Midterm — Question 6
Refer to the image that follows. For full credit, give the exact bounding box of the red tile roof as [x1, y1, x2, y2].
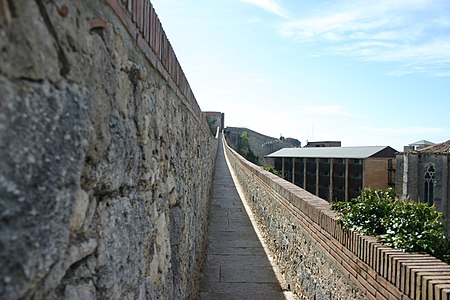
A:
[418, 140, 450, 154]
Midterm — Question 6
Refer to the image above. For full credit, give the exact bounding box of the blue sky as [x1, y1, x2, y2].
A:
[151, 0, 450, 150]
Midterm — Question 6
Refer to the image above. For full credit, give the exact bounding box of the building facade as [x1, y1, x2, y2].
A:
[268, 146, 397, 202]
[402, 139, 435, 153]
[304, 141, 342, 148]
[396, 140, 450, 233]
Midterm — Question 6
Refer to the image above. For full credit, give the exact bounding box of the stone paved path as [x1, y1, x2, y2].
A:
[199, 137, 296, 300]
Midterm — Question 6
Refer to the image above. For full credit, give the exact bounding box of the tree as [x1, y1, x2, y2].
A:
[237, 131, 250, 156]
[237, 131, 259, 165]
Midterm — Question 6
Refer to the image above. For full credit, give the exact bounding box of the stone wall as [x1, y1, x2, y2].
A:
[396, 153, 420, 201]
[225, 142, 366, 299]
[396, 152, 450, 236]
[224, 127, 300, 166]
[0, 0, 217, 299]
[203, 111, 224, 135]
[224, 138, 450, 300]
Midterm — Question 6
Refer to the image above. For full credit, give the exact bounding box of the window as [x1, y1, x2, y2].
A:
[424, 165, 435, 205]
[388, 159, 394, 185]
[388, 159, 393, 170]
[274, 158, 282, 171]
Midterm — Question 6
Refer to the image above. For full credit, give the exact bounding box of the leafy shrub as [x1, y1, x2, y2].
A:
[331, 188, 450, 263]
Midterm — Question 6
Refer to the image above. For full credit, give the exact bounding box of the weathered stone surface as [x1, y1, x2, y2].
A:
[225, 144, 366, 300]
[64, 281, 96, 300]
[199, 138, 295, 299]
[0, 0, 217, 299]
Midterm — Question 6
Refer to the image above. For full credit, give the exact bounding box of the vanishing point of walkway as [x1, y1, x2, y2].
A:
[199, 138, 296, 300]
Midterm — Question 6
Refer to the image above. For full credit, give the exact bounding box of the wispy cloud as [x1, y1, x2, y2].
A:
[280, 0, 450, 76]
[239, 0, 288, 18]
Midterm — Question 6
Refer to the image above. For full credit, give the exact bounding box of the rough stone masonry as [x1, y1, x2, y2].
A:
[0, 0, 217, 299]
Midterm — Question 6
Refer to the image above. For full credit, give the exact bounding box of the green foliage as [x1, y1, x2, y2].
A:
[237, 132, 250, 155]
[237, 131, 259, 164]
[331, 188, 450, 263]
[262, 165, 282, 177]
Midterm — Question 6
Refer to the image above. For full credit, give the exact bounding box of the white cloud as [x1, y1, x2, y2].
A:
[280, 0, 450, 76]
[239, 0, 287, 18]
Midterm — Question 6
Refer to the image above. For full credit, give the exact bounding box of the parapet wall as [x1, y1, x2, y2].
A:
[0, 0, 217, 299]
[224, 138, 450, 300]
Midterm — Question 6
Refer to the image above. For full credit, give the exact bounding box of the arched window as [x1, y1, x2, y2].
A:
[424, 165, 435, 205]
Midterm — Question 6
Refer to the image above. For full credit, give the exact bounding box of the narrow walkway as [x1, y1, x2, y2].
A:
[199, 137, 295, 300]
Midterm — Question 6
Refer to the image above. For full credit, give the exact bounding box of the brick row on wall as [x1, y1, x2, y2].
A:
[105, 0, 205, 128]
[224, 138, 450, 300]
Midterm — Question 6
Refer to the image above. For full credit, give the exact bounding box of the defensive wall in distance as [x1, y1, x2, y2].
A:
[0, 0, 217, 299]
[224, 136, 450, 300]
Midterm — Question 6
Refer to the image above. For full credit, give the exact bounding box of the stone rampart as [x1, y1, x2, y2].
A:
[224, 137, 450, 300]
[0, 0, 217, 299]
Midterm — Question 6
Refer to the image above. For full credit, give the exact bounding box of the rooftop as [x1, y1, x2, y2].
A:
[267, 146, 396, 159]
[409, 140, 435, 147]
[418, 140, 450, 154]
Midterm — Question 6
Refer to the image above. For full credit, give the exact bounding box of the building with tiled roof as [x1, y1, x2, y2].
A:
[396, 140, 450, 235]
[417, 140, 450, 154]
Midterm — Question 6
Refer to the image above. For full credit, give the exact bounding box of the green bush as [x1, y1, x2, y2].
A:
[331, 188, 450, 263]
